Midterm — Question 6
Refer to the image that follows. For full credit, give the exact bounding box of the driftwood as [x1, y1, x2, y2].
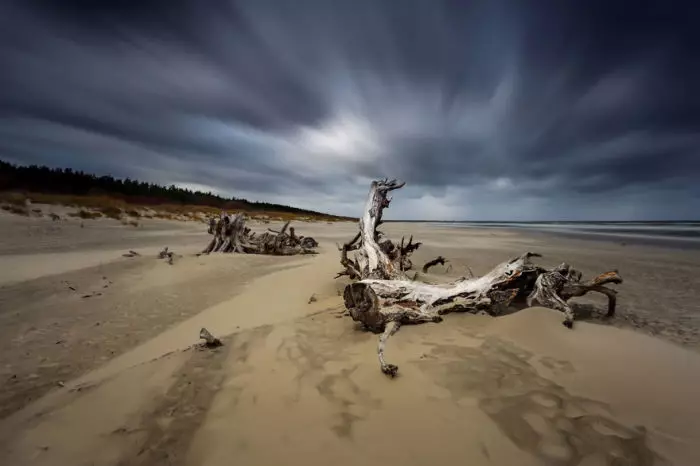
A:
[336, 179, 422, 280]
[158, 247, 175, 265]
[199, 327, 223, 348]
[202, 213, 318, 256]
[339, 179, 623, 377]
[422, 256, 448, 273]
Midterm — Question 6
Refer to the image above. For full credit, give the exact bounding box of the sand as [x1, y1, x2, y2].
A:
[1, 209, 700, 465]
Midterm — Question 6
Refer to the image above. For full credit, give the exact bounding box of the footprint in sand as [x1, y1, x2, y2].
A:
[530, 392, 560, 409]
[538, 434, 574, 462]
[539, 355, 576, 374]
[523, 411, 553, 435]
[590, 418, 640, 440]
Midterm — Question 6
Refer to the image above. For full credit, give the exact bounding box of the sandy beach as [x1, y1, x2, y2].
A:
[1, 210, 700, 466]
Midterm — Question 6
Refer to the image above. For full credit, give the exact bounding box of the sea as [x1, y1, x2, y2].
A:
[428, 221, 700, 249]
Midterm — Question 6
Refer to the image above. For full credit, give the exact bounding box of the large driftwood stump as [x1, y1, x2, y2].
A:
[339, 179, 623, 377]
[202, 213, 319, 256]
[336, 179, 422, 280]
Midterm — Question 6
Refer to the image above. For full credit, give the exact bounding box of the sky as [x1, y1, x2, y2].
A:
[1, 0, 699, 220]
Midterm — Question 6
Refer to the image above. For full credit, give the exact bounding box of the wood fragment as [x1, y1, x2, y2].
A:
[422, 256, 448, 273]
[199, 327, 223, 348]
[158, 246, 176, 264]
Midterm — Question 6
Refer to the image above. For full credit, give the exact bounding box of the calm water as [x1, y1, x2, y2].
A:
[430, 221, 700, 248]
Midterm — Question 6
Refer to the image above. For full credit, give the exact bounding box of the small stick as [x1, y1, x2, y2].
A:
[422, 256, 448, 273]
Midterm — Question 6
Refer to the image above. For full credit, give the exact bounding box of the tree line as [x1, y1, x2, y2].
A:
[0, 160, 350, 219]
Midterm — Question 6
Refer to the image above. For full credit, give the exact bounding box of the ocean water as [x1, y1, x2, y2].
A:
[431, 221, 700, 248]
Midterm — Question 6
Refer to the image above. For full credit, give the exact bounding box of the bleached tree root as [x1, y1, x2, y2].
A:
[344, 252, 536, 375]
[202, 213, 319, 256]
[339, 179, 624, 377]
[336, 179, 422, 280]
[347, 252, 622, 376]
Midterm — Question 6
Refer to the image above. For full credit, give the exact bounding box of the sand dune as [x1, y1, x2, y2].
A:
[1, 211, 699, 465]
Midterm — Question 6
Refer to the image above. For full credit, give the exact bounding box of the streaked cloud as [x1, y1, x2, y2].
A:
[1, 0, 698, 219]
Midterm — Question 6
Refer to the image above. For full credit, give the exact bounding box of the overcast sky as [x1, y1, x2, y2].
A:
[1, 1, 699, 220]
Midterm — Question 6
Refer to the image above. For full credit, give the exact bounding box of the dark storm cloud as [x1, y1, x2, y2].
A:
[1, 0, 699, 219]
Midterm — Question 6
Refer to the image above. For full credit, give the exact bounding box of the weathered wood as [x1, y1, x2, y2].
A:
[340, 179, 623, 376]
[422, 256, 448, 273]
[527, 266, 623, 326]
[202, 213, 319, 256]
[336, 178, 424, 280]
[158, 246, 175, 264]
[300, 237, 319, 249]
[199, 327, 223, 348]
[349, 253, 541, 322]
[122, 250, 140, 258]
[336, 232, 362, 279]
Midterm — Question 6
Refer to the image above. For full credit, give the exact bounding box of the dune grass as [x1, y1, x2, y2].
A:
[68, 210, 102, 220]
[0, 191, 354, 223]
[1, 204, 30, 216]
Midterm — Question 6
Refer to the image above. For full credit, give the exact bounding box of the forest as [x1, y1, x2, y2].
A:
[0, 160, 352, 220]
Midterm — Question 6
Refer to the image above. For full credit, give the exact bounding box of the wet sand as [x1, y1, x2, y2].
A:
[1, 210, 699, 465]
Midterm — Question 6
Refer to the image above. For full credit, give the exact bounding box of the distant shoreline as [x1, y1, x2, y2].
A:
[424, 220, 700, 249]
[388, 220, 700, 224]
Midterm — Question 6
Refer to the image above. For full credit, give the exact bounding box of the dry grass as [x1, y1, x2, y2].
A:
[3, 192, 119, 210]
[97, 205, 123, 220]
[1, 204, 30, 216]
[0, 191, 355, 223]
[0, 192, 28, 207]
[69, 210, 102, 220]
[0, 193, 31, 216]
